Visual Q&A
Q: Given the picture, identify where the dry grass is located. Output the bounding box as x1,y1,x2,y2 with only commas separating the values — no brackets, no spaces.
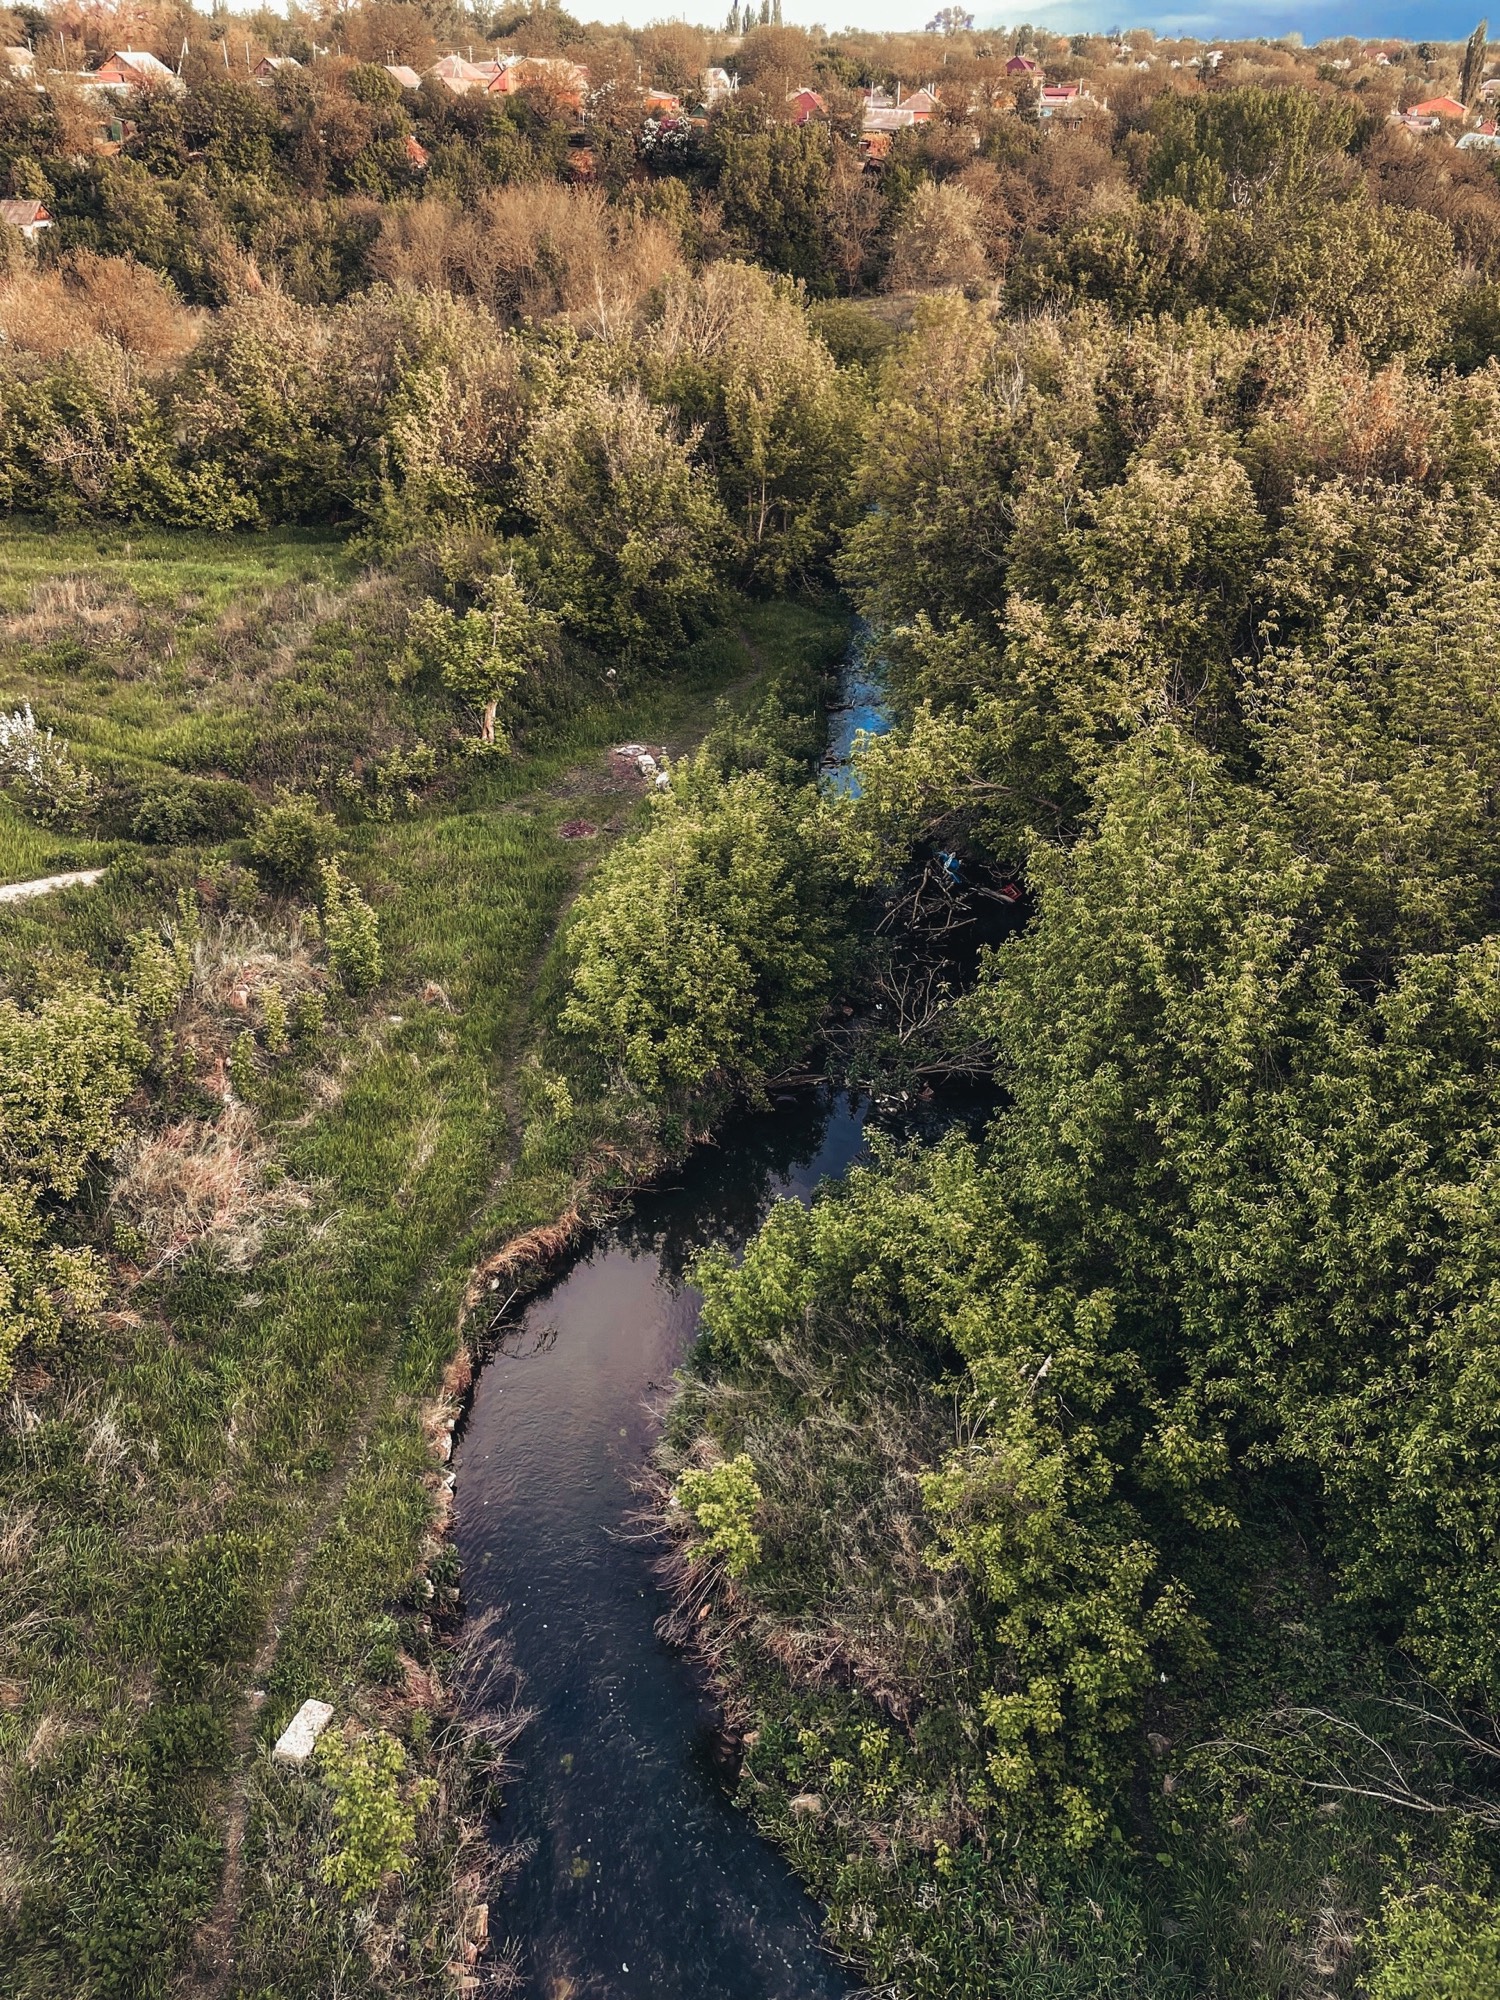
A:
0,253,200,363
0,1501,36,1572
110,1101,314,1278
659,1339,963,1729
186,913,323,1021
463,1208,583,1318
0,572,144,649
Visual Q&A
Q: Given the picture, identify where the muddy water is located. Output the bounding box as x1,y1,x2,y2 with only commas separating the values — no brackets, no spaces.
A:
453,1090,866,2000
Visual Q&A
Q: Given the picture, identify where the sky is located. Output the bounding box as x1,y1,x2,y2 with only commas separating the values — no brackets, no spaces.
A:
608,0,1479,39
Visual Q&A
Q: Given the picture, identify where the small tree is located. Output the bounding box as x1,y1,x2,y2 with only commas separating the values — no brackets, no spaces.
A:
885,181,991,296
399,572,550,747
248,789,338,886
1461,19,1488,106
317,860,383,994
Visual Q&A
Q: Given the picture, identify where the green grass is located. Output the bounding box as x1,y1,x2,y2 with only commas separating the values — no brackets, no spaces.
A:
0,521,852,2000
0,799,116,881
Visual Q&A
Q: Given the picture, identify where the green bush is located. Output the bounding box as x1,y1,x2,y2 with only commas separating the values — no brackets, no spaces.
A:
561,753,846,1103
674,1454,763,1576
130,775,253,845
247,789,338,885
317,859,382,994
315,1728,432,1904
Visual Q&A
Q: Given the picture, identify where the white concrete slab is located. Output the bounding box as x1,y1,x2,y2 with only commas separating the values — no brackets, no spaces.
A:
272,1697,335,1766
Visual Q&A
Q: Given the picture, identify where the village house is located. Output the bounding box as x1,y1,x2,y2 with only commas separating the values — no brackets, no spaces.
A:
786,86,825,123
252,54,300,80
701,65,735,104
429,53,498,94
487,55,588,110
1459,120,1500,149
642,87,682,117
384,63,422,90
1039,80,1097,119
0,197,52,241
1403,95,1469,133
859,102,916,160
1005,54,1041,77
93,49,183,93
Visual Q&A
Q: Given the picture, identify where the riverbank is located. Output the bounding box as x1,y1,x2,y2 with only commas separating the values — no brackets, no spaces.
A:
0,521,851,1999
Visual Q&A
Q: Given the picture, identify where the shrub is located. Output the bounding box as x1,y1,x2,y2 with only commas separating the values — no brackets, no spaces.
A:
247,789,338,885
317,859,382,994
561,755,845,1102
0,990,148,1198
0,702,96,826
0,1180,108,1396
315,1728,433,1904
127,927,193,1023
130,775,253,845
674,1453,763,1575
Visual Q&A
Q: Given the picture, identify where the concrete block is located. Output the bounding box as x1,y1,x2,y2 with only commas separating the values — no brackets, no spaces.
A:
272,1698,335,1766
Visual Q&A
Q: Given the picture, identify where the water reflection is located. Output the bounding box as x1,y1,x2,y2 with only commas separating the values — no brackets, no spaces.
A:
454,1089,865,2000
610,1088,864,1285
819,627,890,800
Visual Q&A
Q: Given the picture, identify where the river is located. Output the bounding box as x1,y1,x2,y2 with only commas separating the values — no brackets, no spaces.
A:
454,1091,867,2000
453,635,891,1999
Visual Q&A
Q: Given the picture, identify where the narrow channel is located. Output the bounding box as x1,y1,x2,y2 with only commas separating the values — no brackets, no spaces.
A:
453,632,887,1999
453,1088,865,2000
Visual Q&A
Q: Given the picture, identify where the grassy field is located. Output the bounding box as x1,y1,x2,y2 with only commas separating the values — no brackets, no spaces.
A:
0,523,851,1999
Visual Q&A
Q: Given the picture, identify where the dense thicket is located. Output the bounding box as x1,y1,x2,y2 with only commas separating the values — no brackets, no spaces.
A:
652,114,1500,2000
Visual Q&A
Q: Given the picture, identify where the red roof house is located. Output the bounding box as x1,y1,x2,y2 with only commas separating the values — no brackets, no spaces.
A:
93,49,182,92
488,56,587,110
0,197,51,240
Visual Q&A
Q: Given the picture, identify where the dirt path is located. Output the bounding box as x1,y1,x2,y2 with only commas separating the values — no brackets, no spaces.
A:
185,767,607,1997
0,866,104,902
189,1341,408,1998
184,672,782,1992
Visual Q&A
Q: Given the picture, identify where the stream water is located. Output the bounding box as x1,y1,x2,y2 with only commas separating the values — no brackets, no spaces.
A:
453,1088,866,2000
453,634,894,1999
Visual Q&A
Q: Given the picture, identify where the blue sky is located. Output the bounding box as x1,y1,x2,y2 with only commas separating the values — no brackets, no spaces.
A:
755,0,1476,38
978,1,1474,35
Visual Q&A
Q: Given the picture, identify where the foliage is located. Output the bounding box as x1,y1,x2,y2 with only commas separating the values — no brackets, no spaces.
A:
561,752,845,1102
247,788,338,885
316,1727,434,1903
317,858,383,993
1365,1875,1500,2000
0,989,148,1198
0,1178,108,1395
0,701,97,825
520,378,730,665
398,569,552,745
674,1453,763,1575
